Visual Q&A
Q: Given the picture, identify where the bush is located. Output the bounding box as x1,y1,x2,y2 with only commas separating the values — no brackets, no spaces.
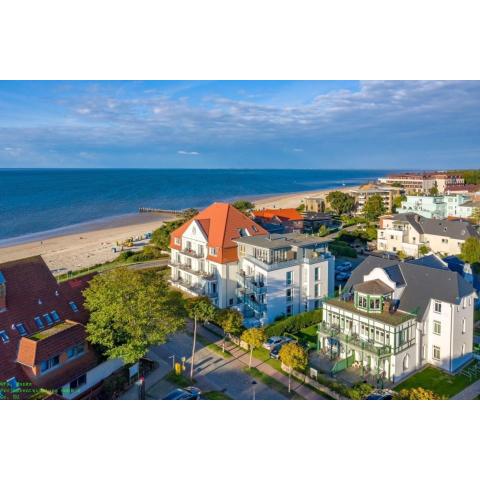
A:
265,310,323,337
329,241,358,258
348,382,374,399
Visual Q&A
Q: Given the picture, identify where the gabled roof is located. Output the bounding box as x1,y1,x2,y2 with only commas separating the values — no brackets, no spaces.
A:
345,255,475,318
0,256,92,395
252,208,304,222
170,203,267,263
386,213,479,240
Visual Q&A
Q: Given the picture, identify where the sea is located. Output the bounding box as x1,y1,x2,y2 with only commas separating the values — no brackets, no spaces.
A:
0,168,393,244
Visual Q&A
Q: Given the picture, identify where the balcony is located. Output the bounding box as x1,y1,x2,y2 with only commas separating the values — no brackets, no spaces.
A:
170,278,218,299
238,295,267,313
317,322,392,357
236,271,267,294
169,261,215,280
180,248,204,259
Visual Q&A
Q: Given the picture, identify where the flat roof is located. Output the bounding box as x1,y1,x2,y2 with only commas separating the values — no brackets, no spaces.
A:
29,322,75,341
234,233,332,249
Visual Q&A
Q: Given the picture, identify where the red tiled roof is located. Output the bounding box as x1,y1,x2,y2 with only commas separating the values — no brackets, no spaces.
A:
170,203,267,263
0,256,93,396
252,208,304,222
445,184,480,193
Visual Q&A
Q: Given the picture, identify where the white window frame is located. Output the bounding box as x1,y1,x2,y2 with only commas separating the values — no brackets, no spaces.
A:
434,301,442,313
433,345,441,360
433,321,441,335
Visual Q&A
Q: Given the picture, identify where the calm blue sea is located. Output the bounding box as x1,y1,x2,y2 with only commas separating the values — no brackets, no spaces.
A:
0,169,392,243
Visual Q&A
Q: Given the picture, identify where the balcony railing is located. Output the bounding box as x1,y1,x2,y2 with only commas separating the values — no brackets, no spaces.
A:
317,322,392,357
180,248,204,259
169,261,215,280
238,295,267,313
236,271,267,294
171,278,218,299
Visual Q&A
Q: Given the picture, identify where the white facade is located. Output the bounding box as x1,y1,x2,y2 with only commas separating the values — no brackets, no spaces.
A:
397,194,471,219
321,266,475,382
169,220,233,307
235,235,334,325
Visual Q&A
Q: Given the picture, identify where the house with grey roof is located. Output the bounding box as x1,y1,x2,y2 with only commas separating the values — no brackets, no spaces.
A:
319,255,476,384
377,213,479,257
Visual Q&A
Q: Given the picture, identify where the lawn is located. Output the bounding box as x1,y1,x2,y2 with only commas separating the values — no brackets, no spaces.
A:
202,391,232,400
244,367,304,399
164,370,194,388
294,325,318,347
394,364,480,398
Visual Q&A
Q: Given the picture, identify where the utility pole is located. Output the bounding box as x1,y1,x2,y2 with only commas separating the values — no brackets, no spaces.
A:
190,315,198,379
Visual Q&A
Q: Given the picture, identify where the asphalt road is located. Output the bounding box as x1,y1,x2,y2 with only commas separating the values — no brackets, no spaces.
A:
151,330,287,400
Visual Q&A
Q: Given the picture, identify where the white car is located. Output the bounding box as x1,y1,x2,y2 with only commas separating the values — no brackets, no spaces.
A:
262,336,286,351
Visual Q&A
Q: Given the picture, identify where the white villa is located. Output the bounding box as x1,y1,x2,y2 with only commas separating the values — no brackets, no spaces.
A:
234,233,335,325
377,213,479,257
169,203,268,308
320,255,476,383
397,194,472,219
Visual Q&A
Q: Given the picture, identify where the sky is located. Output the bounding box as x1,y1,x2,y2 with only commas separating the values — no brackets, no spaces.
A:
0,80,479,169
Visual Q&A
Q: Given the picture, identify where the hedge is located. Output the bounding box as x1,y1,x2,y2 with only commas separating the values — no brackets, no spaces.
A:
264,309,323,337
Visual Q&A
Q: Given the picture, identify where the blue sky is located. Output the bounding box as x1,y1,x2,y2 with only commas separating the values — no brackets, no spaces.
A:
0,80,479,169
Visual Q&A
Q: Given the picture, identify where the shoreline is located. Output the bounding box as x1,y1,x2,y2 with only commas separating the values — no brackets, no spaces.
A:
0,183,358,273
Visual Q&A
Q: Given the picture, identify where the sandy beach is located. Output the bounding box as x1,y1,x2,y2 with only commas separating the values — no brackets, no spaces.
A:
251,185,357,209
0,185,357,274
0,213,174,274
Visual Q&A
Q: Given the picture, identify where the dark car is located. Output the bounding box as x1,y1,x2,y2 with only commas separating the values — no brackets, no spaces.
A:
163,386,202,400
365,391,393,400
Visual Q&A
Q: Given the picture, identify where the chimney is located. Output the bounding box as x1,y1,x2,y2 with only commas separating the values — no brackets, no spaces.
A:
0,271,6,311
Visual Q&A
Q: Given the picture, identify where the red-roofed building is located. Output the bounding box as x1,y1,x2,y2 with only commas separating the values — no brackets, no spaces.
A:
444,184,480,195
252,208,304,233
169,202,267,307
0,256,122,400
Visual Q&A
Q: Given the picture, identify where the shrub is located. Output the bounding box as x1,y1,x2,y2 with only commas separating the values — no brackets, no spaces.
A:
265,310,323,337
329,241,358,258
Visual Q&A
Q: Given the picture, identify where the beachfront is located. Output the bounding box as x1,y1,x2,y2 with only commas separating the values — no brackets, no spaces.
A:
0,185,353,273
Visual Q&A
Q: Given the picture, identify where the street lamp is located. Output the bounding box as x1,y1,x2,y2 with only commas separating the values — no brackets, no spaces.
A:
251,380,257,400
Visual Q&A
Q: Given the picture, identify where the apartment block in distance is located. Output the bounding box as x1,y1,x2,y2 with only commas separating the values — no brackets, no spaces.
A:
377,213,479,257
169,203,267,308
320,255,475,383
379,172,464,194
234,233,335,325
349,183,401,214
0,256,122,400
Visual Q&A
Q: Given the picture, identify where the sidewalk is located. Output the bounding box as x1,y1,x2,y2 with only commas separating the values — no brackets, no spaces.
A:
452,378,480,400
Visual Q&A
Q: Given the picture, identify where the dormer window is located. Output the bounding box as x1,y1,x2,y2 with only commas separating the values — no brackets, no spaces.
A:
34,316,44,329
16,323,27,336
0,330,9,343
43,313,53,326
69,301,79,312
51,310,60,322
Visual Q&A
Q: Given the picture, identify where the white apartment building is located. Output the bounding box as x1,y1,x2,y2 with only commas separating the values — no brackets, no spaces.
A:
234,233,335,325
379,172,464,194
377,213,479,257
397,194,471,219
169,203,267,308
320,255,476,383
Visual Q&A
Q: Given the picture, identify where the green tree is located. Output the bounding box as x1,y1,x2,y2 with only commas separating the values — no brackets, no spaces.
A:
296,203,305,212
419,244,430,256
395,387,441,400
460,237,480,265
397,250,407,261
241,328,266,369
279,342,308,392
185,297,217,379
326,191,356,216
363,194,386,221
216,309,243,352
392,194,406,213
84,268,185,364
428,182,439,196
231,200,255,213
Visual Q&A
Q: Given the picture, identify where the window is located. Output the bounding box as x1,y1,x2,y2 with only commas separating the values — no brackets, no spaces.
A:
433,321,441,335
209,247,217,256
43,313,53,325
50,310,60,322
434,301,442,313
286,271,293,286
67,343,85,359
286,305,292,316
286,288,292,302
314,284,319,297
69,374,87,392
0,330,9,343
40,355,60,373
462,318,466,334
229,298,234,306
6,377,19,391
314,300,320,309
16,323,27,336
34,316,44,329
69,301,79,312
174,237,180,246
314,267,319,281
433,345,441,360
462,344,466,356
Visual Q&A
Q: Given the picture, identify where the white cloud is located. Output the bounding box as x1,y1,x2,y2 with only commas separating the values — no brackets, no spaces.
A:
177,150,200,155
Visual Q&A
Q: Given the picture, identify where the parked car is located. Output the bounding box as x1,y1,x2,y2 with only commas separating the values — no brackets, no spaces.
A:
262,336,287,351
365,390,393,400
336,261,353,272
163,386,202,400
269,338,295,359
335,271,351,281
